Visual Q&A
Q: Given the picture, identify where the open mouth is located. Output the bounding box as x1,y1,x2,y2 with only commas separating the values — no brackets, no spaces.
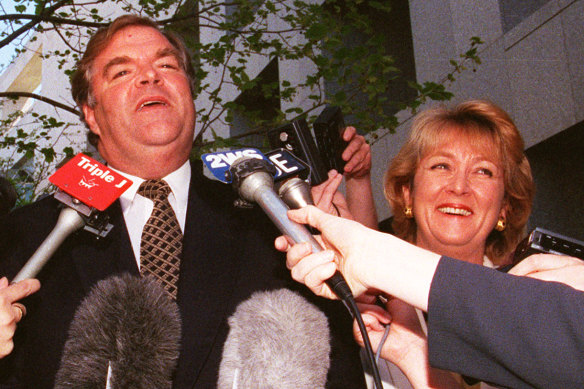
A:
139,100,166,110
438,206,472,216
136,95,170,111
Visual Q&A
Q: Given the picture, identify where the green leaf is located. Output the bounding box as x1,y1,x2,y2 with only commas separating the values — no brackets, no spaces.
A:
41,148,55,163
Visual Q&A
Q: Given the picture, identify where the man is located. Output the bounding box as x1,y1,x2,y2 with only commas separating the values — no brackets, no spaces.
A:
0,15,367,387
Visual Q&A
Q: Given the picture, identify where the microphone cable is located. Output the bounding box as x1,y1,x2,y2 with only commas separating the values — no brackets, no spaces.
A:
345,294,384,389
276,179,383,389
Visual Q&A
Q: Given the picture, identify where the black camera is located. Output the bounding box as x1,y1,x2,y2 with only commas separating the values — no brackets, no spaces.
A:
267,106,349,186
512,227,584,263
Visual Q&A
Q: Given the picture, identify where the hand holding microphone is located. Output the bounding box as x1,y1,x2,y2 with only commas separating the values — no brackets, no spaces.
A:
227,156,353,301
0,277,40,358
1,154,132,360
274,205,376,300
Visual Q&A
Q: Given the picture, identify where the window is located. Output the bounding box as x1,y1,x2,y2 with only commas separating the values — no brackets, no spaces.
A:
499,0,552,33
229,58,280,149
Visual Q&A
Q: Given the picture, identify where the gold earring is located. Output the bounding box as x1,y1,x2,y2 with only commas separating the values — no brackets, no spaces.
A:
404,207,413,219
495,218,506,231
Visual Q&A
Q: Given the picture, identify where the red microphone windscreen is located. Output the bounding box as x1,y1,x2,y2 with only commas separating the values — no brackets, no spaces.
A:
49,153,132,211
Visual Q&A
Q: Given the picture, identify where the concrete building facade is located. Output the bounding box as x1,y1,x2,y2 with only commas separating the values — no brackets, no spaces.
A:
1,0,582,237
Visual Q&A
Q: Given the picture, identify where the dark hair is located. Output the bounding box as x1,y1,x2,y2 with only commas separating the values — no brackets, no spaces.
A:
384,100,534,264
70,15,196,146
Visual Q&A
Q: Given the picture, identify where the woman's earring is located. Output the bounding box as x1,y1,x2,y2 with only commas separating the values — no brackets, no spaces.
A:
495,218,506,231
404,207,413,219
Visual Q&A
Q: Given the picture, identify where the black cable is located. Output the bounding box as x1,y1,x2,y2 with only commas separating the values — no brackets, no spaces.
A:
344,295,384,389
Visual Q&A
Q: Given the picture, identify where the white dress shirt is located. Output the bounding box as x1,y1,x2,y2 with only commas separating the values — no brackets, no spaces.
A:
110,161,191,268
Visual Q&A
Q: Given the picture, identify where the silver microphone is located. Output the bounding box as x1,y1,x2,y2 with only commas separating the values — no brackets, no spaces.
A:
277,177,314,209
228,157,352,301
12,206,84,282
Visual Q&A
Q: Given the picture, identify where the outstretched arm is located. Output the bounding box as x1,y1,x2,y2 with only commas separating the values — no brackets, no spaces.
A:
274,205,439,308
341,127,378,229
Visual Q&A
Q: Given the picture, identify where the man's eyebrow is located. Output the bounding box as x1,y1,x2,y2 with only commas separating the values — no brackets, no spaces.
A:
156,47,181,61
102,56,131,78
101,48,181,78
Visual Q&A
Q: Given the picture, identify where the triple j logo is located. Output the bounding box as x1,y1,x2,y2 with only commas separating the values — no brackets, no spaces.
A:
79,176,99,189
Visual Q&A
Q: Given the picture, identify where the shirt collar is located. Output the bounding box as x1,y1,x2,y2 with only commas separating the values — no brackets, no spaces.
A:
111,161,191,209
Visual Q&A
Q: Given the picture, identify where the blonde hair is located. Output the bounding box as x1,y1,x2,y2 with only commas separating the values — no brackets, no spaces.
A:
384,100,534,265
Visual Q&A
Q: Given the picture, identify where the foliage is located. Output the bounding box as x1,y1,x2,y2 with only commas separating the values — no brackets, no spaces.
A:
0,0,482,206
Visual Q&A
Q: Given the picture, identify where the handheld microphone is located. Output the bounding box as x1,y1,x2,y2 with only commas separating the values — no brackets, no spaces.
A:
218,288,330,389
277,177,314,209
201,148,351,300
202,148,383,389
54,274,181,389
228,156,353,301
12,153,132,282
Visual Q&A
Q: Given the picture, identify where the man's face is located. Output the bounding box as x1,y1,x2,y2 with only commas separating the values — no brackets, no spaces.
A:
83,25,195,177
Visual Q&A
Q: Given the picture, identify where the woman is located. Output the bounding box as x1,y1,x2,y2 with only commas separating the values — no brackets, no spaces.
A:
356,100,535,388
385,100,533,267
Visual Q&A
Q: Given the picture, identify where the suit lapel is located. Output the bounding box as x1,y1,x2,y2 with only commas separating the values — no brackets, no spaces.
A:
71,201,139,294
173,165,244,388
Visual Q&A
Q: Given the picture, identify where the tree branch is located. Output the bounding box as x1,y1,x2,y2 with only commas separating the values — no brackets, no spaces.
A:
0,13,105,28
0,92,80,116
0,0,84,50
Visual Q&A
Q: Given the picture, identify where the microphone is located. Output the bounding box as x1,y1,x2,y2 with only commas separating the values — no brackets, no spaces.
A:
12,153,132,282
218,288,330,389
203,149,383,389
54,273,181,389
277,177,314,209
228,156,353,301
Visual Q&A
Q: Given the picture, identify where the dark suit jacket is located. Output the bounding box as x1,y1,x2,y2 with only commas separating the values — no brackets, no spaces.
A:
0,161,365,388
427,256,584,388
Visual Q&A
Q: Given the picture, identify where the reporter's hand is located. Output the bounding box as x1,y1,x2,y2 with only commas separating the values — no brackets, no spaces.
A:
354,298,426,366
274,205,441,310
341,127,371,179
274,206,377,299
340,127,378,229
311,170,353,220
354,298,462,388
509,254,584,291
0,277,40,358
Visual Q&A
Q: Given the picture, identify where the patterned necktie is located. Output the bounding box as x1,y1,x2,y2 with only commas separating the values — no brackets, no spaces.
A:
138,179,182,300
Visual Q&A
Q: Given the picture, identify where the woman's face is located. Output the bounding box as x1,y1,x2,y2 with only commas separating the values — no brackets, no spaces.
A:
403,134,506,261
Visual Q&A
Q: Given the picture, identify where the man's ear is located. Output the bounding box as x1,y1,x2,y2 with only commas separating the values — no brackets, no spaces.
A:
82,104,101,137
